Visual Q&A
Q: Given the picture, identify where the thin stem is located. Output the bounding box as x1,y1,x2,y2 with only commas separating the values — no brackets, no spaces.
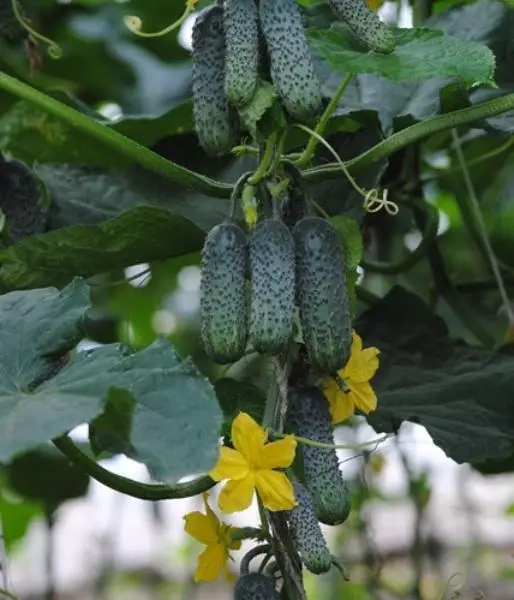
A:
291,433,392,451
240,544,271,575
0,73,232,198
0,520,9,593
302,94,514,181
44,511,55,600
256,496,271,542
248,132,277,185
53,435,215,500
452,129,514,327
296,73,354,168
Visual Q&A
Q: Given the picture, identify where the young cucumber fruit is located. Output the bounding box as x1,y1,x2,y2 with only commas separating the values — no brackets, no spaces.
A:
249,218,295,355
287,481,332,574
0,155,47,243
200,222,247,363
293,217,352,373
192,5,238,156
224,0,260,106
287,386,351,526
234,573,280,600
329,0,396,54
260,0,323,122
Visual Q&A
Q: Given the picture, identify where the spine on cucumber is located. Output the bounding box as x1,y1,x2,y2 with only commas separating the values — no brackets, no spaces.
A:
260,0,323,122
293,217,352,373
329,0,396,54
192,5,238,156
287,481,332,574
234,573,280,599
249,218,295,355
287,386,351,526
224,0,260,106
200,222,247,363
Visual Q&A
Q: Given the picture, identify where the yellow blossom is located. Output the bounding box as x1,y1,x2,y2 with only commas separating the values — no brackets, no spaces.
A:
368,0,384,11
209,412,297,513
324,331,380,424
183,493,241,583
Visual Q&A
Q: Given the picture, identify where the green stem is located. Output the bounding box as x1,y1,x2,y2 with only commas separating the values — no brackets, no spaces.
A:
0,73,232,198
302,94,514,181
248,132,277,185
53,435,215,500
290,433,392,451
240,544,271,575
362,200,438,274
451,129,514,326
296,73,353,168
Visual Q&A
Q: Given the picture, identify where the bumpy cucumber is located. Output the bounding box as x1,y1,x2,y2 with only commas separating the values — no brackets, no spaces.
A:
192,5,238,155
0,155,47,243
224,0,259,106
293,216,352,373
287,386,351,526
234,573,280,600
0,0,27,44
200,222,247,363
260,0,323,122
288,481,332,574
329,0,396,54
249,218,295,355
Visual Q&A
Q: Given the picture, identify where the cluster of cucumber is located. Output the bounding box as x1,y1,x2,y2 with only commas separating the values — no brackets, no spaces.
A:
200,211,352,372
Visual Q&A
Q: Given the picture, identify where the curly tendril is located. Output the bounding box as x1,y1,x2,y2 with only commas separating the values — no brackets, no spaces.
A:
11,0,62,59
124,0,199,38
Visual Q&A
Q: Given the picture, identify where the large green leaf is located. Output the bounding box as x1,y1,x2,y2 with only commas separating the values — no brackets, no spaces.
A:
360,287,514,464
0,205,205,291
309,27,495,86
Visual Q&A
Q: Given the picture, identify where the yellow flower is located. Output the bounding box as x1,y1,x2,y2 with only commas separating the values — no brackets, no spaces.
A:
324,331,380,424
367,0,384,11
183,493,241,583
209,412,297,513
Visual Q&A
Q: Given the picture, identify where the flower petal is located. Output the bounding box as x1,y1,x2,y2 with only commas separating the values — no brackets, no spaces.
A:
328,390,355,424
346,347,380,383
323,377,340,406
184,511,218,545
258,436,297,470
221,524,242,551
349,380,377,414
194,543,226,582
209,446,249,482
218,474,256,514
231,412,266,465
255,470,296,511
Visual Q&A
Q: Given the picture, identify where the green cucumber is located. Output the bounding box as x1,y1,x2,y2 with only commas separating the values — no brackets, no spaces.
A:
0,0,27,44
293,216,352,373
0,155,47,243
288,481,332,574
249,218,295,355
260,0,323,122
287,386,351,526
329,0,396,54
192,5,238,156
234,573,280,600
200,222,247,363
224,0,260,106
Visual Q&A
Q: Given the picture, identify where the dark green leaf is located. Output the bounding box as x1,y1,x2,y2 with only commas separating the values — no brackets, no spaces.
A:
360,287,514,464
0,495,41,550
90,388,136,457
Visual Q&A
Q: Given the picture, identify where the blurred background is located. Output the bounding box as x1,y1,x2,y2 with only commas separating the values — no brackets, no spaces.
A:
1,0,514,598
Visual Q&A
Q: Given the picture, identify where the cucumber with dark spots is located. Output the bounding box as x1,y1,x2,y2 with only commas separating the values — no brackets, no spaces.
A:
287,481,332,574
293,216,352,373
287,386,351,526
260,0,323,122
224,0,260,106
200,222,247,363
329,0,396,54
249,218,295,355
192,5,239,156
234,573,280,600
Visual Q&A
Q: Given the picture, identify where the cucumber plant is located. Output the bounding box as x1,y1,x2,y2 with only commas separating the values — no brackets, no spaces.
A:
0,0,512,598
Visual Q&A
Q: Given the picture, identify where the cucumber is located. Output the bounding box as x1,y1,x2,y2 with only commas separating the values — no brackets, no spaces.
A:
287,481,332,574
200,222,247,363
224,0,260,106
260,0,323,122
329,0,396,54
0,0,27,44
287,386,351,526
234,573,280,600
192,5,238,156
249,218,295,355
0,155,47,243
293,216,352,373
